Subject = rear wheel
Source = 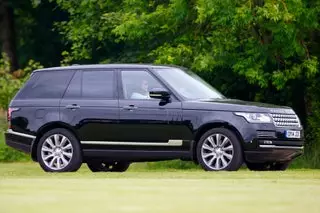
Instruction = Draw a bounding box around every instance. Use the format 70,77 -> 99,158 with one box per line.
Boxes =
87,161 -> 130,172
37,128 -> 82,172
196,128 -> 243,171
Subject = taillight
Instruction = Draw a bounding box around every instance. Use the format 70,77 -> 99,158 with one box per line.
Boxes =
7,107 -> 19,128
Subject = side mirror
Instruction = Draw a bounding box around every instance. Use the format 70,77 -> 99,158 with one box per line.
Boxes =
149,88 -> 171,100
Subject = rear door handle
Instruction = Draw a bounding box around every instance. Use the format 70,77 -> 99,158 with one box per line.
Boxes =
122,105 -> 138,111
65,104 -> 81,110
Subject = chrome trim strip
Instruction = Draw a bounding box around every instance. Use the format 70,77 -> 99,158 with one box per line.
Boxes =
81,139 -> 183,146
6,129 -> 36,139
259,145 -> 304,149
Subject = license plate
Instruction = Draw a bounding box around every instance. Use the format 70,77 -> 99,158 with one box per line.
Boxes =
285,130 -> 301,139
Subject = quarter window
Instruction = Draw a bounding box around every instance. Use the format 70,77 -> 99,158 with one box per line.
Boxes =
16,71 -> 74,99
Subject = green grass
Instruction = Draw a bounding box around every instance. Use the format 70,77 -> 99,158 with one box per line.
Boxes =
0,163 -> 320,213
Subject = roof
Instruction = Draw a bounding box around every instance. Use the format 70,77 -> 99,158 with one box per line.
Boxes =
34,64 -> 177,72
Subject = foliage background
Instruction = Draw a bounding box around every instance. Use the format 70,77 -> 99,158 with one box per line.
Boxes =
0,0 -> 319,168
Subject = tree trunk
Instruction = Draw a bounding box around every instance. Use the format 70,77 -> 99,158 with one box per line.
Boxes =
0,0 -> 18,72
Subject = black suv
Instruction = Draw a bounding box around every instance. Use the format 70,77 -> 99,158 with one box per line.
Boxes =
5,64 -> 304,172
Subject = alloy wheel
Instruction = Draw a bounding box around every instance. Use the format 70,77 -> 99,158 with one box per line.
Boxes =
201,133 -> 234,170
41,134 -> 74,170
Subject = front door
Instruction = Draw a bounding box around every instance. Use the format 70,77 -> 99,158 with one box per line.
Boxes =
117,69 -> 190,149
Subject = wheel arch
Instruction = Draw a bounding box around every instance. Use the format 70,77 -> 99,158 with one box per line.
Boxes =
31,122 -> 80,161
192,122 -> 244,163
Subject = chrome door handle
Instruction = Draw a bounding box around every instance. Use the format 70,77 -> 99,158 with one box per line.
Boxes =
122,105 -> 138,110
65,104 -> 80,110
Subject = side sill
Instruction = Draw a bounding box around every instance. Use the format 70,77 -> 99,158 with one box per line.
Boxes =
83,149 -> 190,161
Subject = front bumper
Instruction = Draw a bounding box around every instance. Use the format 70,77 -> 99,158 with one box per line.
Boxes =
244,145 -> 303,163
5,129 -> 35,153
242,127 -> 304,163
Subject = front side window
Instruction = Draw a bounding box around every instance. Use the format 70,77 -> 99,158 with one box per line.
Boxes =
154,68 -> 225,100
82,70 -> 115,99
121,70 -> 164,100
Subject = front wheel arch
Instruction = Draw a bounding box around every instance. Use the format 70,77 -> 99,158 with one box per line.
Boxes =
192,122 -> 244,164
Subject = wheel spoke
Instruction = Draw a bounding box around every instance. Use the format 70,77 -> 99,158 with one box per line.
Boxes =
220,137 -> 229,147
62,152 -> 72,158
207,136 -> 216,147
46,138 -> 55,148
221,155 -> 228,167
42,146 -> 53,153
44,154 -> 54,161
62,143 -> 72,150
215,157 -> 220,169
208,156 -> 216,166
202,152 -> 215,158
54,134 -> 60,146
203,143 -> 214,151
60,156 -> 69,166
222,145 -> 233,151
216,134 -> 221,146
57,158 -> 61,169
60,136 -> 67,147
49,156 -> 58,167
223,152 -> 233,160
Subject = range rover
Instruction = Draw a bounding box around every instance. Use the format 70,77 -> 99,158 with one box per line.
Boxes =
4,64 -> 304,172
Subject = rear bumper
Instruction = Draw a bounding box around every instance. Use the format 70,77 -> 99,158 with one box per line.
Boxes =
5,129 -> 35,153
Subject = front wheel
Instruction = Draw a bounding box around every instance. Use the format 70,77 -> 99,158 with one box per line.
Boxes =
87,161 -> 130,172
196,128 -> 243,171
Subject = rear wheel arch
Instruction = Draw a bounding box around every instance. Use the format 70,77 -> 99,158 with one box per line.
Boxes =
192,122 -> 244,163
31,122 -> 80,161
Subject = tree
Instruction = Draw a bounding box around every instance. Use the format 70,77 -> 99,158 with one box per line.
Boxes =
0,0 -> 18,72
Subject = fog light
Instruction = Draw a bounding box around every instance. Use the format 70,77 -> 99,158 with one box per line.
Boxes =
262,140 -> 273,144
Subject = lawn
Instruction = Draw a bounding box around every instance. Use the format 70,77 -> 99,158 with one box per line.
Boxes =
1,115 -> 320,213
0,163 -> 319,213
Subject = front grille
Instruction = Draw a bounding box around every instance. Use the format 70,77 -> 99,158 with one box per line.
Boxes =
270,113 -> 300,127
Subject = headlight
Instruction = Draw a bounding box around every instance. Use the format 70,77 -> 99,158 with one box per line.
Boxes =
234,112 -> 272,123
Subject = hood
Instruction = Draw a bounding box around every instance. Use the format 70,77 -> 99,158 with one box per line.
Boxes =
183,98 -> 294,113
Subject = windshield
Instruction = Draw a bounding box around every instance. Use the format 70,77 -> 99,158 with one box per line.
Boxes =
154,68 -> 225,100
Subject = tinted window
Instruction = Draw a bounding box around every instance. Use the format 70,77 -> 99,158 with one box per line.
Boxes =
121,70 -> 164,99
16,70 -> 74,99
82,70 -> 114,99
154,68 -> 224,100
64,71 -> 81,99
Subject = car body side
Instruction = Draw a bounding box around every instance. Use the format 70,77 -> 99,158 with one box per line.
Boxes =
5,66 -> 304,165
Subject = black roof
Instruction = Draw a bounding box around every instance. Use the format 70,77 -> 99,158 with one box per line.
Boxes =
34,64 -> 176,72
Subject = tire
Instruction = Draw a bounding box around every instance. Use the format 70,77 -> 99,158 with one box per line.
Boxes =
196,128 -> 243,171
87,161 -> 130,172
37,128 -> 82,172
246,161 -> 291,171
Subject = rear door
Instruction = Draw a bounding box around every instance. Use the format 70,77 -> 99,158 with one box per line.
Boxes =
60,69 -> 119,143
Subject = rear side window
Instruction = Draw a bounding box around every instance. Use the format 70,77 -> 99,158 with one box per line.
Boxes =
64,70 -> 115,99
82,70 -> 115,99
16,71 -> 74,99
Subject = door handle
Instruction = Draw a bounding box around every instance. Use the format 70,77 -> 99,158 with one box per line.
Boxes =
122,105 -> 138,111
65,104 -> 81,110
